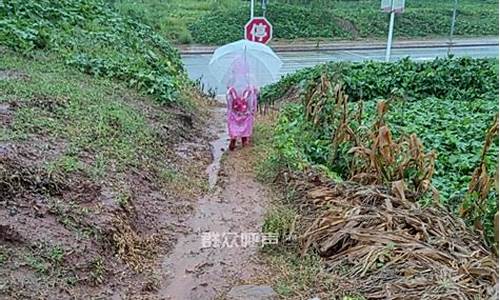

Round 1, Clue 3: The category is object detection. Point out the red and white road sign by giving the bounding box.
[245,17,273,44]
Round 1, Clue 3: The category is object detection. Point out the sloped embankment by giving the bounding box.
[0,0,216,298]
[0,51,214,298]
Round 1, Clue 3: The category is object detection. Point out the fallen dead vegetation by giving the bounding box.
[108,216,160,272]
[272,80,499,297]
[280,172,499,299]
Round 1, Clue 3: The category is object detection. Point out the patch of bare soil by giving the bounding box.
[0,93,213,299]
[0,69,29,81]
[158,106,272,299]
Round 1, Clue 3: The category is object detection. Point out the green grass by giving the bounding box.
[189,0,498,44]
[0,52,171,178]
[0,246,8,265]
[1,0,186,104]
[262,204,297,241]
[25,255,50,275]
[0,55,157,172]
[90,256,105,284]
[255,122,329,298]
[23,243,66,275]
[263,247,331,297]
[114,0,237,44]
[1,45,208,193]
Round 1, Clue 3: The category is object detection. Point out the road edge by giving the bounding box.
[178,37,499,55]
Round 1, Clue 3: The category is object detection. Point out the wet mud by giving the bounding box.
[160,105,270,299]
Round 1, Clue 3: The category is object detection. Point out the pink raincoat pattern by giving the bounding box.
[225,57,258,142]
[226,86,258,139]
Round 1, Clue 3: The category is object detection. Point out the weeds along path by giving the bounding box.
[159,105,271,299]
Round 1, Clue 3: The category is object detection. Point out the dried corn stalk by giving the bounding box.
[347,101,436,194]
[296,177,498,299]
[460,114,499,234]
[305,78,437,196]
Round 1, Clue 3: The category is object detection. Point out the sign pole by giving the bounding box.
[448,0,458,55]
[250,0,254,19]
[385,1,395,62]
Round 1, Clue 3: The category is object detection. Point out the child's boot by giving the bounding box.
[229,138,236,151]
[241,137,249,147]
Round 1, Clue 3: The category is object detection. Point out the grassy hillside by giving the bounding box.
[114,0,237,44]
[190,0,498,44]
[1,0,186,104]
[112,0,499,45]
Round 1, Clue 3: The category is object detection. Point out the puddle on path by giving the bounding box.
[206,107,228,189]
[159,105,267,300]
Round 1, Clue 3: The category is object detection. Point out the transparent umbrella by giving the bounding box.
[208,39,282,89]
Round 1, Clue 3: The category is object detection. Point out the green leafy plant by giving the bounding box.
[188,0,498,45]
[460,115,499,244]
[0,0,186,104]
[265,57,499,243]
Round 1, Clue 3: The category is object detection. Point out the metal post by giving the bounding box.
[251,0,254,19]
[448,0,458,55]
[385,2,395,62]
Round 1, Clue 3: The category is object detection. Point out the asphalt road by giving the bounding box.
[182,44,499,96]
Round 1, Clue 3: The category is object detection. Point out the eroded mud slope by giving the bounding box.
[0,51,213,299]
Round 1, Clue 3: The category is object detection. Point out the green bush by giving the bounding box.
[189,0,498,45]
[0,0,186,104]
[262,57,498,104]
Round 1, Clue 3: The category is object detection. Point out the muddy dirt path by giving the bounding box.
[159,105,270,299]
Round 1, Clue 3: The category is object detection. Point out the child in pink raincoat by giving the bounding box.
[226,57,258,151]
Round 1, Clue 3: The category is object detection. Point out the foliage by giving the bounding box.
[265,57,499,243]
[0,0,185,104]
[460,115,499,243]
[189,7,248,45]
[262,57,498,105]
[262,205,297,243]
[113,0,235,44]
[189,0,498,45]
